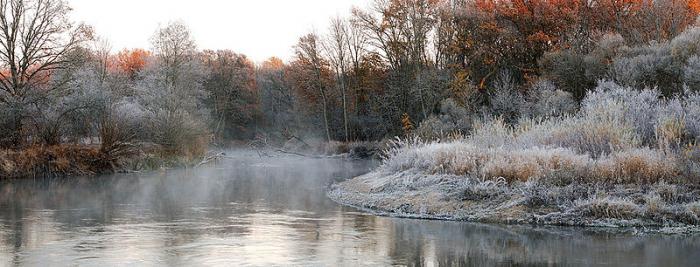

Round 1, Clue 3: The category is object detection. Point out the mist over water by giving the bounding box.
[0,151,698,266]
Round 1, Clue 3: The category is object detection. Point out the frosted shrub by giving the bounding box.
[611,44,679,94]
[99,99,147,157]
[521,80,577,118]
[581,81,661,144]
[488,71,524,123]
[479,147,589,183]
[144,109,209,156]
[685,56,700,91]
[414,116,460,140]
[414,98,472,140]
[379,81,700,185]
[656,98,687,152]
[670,26,700,62]
[515,114,640,156]
[687,202,700,217]
[684,92,700,140]
[606,25,700,95]
[468,117,515,148]
[461,177,508,201]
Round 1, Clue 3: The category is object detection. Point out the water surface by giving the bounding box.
[0,151,698,266]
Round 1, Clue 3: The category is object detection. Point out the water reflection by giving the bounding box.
[0,152,698,266]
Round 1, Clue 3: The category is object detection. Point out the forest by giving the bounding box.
[1,0,700,178]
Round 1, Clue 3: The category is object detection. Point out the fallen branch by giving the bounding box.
[274,149,325,158]
[195,152,234,167]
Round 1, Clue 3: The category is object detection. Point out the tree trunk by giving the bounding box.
[339,68,349,142]
[321,94,332,143]
[416,66,427,120]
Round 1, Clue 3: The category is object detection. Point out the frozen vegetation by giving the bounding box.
[330,82,700,230]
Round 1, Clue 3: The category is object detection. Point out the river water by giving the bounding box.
[0,151,699,266]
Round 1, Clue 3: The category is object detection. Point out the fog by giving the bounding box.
[0,152,699,266]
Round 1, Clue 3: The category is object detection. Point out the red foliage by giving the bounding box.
[115,48,150,79]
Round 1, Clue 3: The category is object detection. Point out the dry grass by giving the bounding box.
[383,138,684,185]
[0,145,113,179]
[593,149,679,184]
[574,197,642,220]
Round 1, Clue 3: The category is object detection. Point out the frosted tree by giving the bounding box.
[138,21,208,154]
[0,0,88,146]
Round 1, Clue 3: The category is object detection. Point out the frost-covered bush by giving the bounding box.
[414,98,472,140]
[538,116,640,156]
[135,50,210,156]
[670,26,700,62]
[144,109,209,156]
[684,91,700,140]
[468,117,515,148]
[581,81,661,144]
[655,98,687,152]
[379,80,700,185]
[98,99,147,157]
[461,177,508,201]
[521,80,577,118]
[381,135,681,184]
[540,34,622,101]
[685,56,700,91]
[611,42,681,95]
[26,65,108,145]
[488,71,524,123]
[609,25,700,96]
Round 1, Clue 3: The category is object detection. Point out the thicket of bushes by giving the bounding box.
[387,81,700,186]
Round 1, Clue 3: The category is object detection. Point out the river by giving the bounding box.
[0,151,698,266]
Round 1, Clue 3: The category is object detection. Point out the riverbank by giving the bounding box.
[329,170,700,231]
[330,85,700,231]
[0,140,380,179]
[0,145,112,178]
[0,144,210,179]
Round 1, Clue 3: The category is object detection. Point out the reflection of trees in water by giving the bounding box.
[0,156,376,263]
[381,220,700,266]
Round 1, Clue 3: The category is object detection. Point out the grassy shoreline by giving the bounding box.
[329,171,700,232]
[0,141,380,179]
[0,145,210,179]
[329,84,700,232]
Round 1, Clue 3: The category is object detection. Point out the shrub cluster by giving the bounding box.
[384,82,700,185]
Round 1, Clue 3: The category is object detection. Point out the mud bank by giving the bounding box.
[329,171,700,233]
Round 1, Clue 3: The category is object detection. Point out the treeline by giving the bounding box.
[261,0,700,142]
[1,0,700,165]
[0,0,260,162]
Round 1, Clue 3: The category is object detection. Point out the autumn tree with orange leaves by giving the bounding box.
[115,49,151,80]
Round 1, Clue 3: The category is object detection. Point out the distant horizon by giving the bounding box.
[67,0,370,63]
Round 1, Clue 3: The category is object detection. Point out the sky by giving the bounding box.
[67,0,370,63]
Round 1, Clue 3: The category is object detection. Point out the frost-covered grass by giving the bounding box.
[330,81,700,228]
[382,82,700,185]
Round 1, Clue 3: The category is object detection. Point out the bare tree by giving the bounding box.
[325,16,350,142]
[294,33,333,142]
[346,17,368,75]
[150,20,197,88]
[0,0,87,146]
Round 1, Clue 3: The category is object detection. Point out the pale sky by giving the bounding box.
[67,0,370,63]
